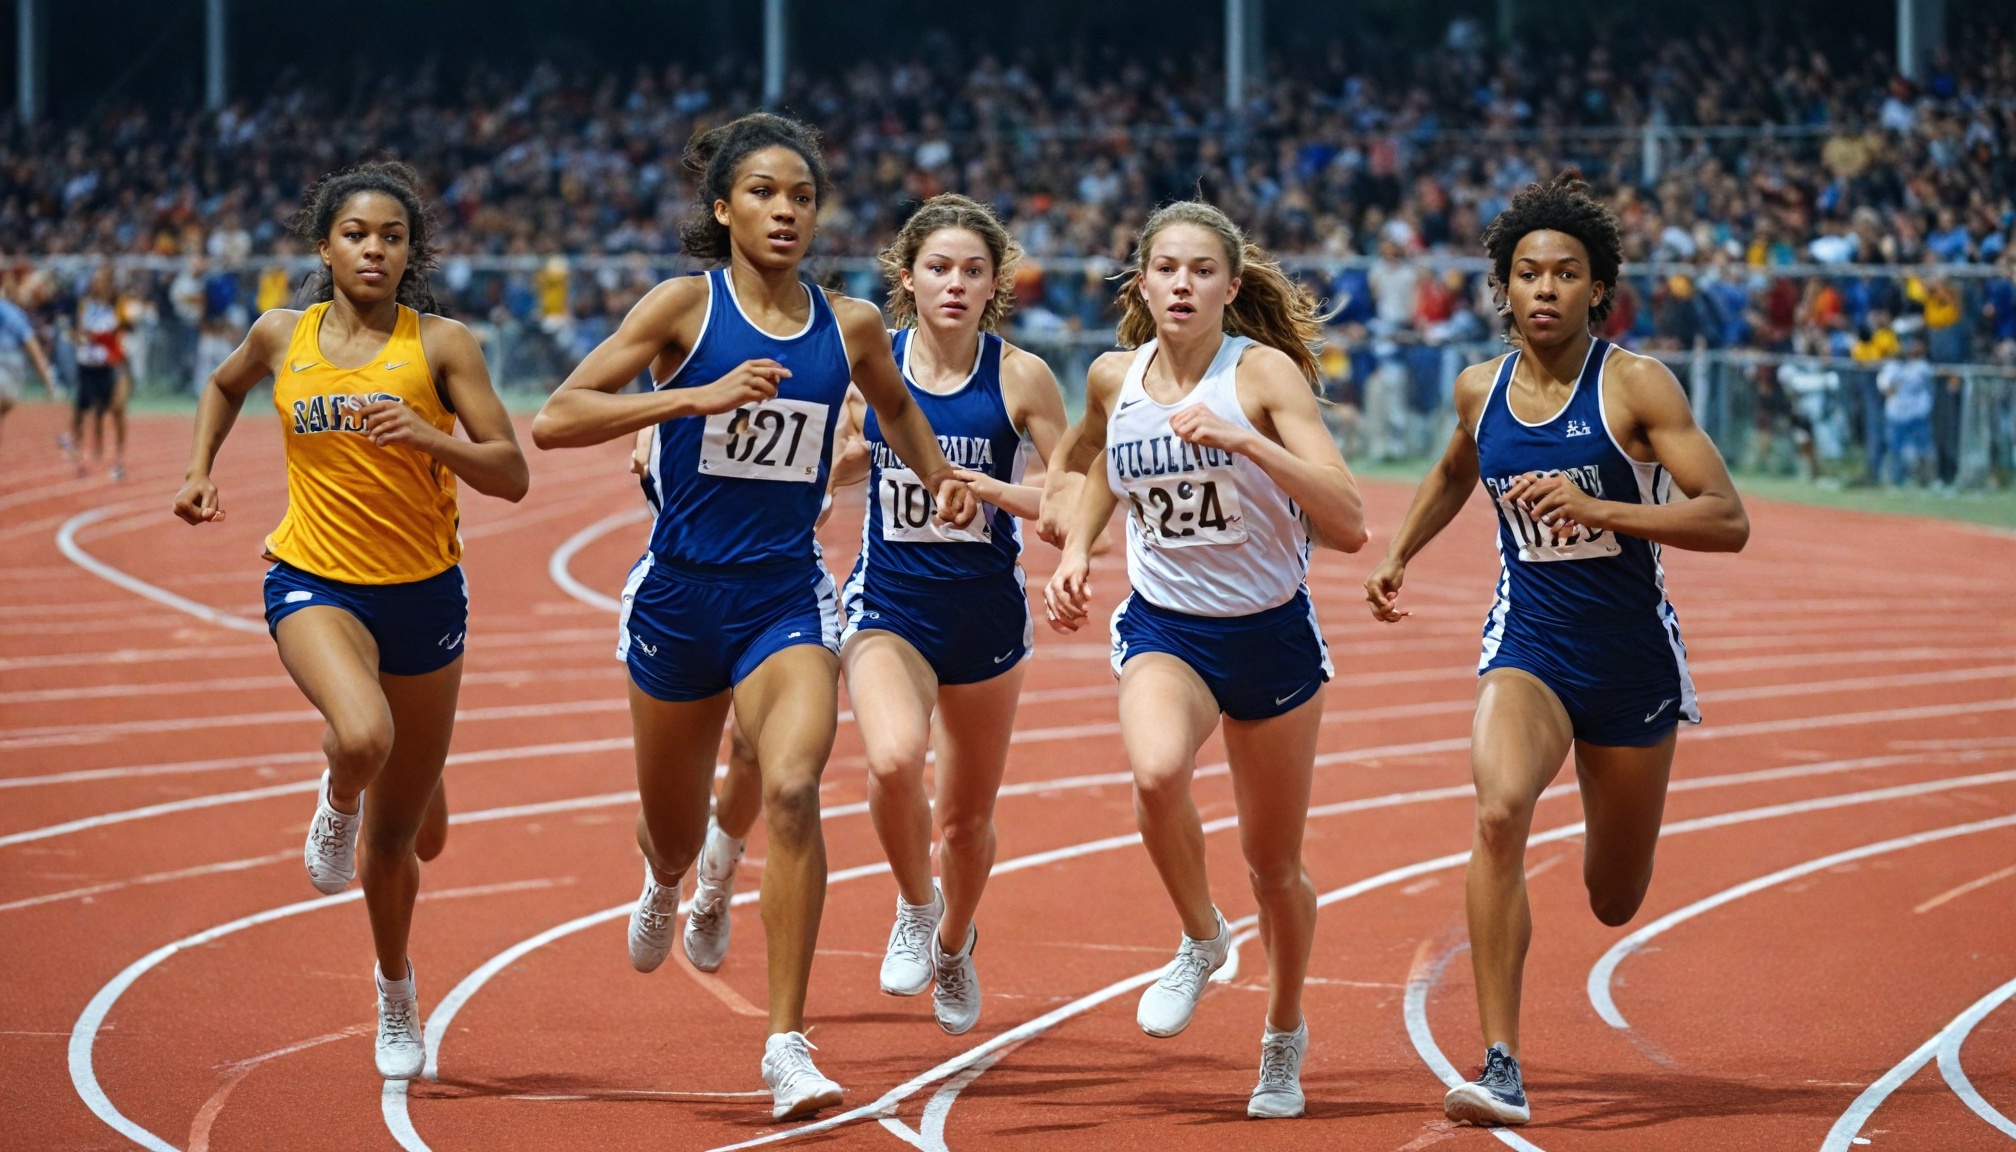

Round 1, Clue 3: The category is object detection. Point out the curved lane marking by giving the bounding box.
[549,508,650,613]
[389,759,2016,1152]
[935,769,2016,1152]
[1588,812,2016,1029]
[57,507,267,635]
[1823,974,2016,1150]
[1934,982,2016,1139]
[71,878,565,1152]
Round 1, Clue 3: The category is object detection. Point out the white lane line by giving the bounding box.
[70,877,563,1152]
[1403,940,1546,1152]
[0,664,623,707]
[0,738,640,847]
[1587,811,2016,1029]
[1915,863,2016,914]
[1823,975,2016,1151]
[0,696,633,750]
[57,507,267,635]
[721,769,2016,1152]
[1935,981,2016,1139]
[389,756,2013,1152]
[549,508,649,613]
[0,851,296,914]
[20,683,2003,849]
[2,792,651,914]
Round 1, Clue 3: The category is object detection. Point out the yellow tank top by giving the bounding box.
[265,302,462,584]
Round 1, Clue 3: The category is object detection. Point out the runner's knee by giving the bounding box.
[762,773,823,842]
[1473,794,1535,855]
[864,742,928,790]
[937,804,994,858]
[324,715,393,777]
[1131,758,1192,813]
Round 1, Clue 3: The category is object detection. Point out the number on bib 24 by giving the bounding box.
[1127,475,1246,547]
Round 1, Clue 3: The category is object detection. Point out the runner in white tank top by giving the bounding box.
[1106,332,1310,616]
[1042,202,1369,1120]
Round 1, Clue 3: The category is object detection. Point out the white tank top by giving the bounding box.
[1105,334,1311,617]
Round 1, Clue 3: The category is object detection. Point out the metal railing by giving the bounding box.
[21,253,2016,490]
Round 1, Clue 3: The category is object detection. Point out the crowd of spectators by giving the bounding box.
[3,22,2014,484]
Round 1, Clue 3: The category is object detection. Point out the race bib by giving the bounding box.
[879,466,992,544]
[1125,472,1246,548]
[698,398,829,483]
[1494,493,1620,562]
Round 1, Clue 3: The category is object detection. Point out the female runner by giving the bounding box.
[173,160,529,1080]
[1045,201,1368,1118]
[824,193,1068,1033]
[531,112,975,1121]
[1364,172,1748,1126]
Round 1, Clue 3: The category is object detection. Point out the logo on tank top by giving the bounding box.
[1565,419,1593,437]
[290,392,402,436]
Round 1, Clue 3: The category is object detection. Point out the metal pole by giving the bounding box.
[1225,0,1246,112]
[205,0,227,109]
[763,0,785,109]
[1497,0,1514,46]
[1898,0,1917,79]
[16,0,40,125]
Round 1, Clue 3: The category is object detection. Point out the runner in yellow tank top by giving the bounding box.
[266,298,463,583]
[173,161,528,1082]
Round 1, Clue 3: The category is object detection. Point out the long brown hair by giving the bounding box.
[1114,201,1328,388]
[878,194,1023,332]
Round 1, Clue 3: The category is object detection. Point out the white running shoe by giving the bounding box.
[627,861,682,973]
[304,770,362,895]
[761,1031,845,1120]
[1444,1043,1530,1126]
[932,924,981,1035]
[1136,908,1232,1037]
[683,818,744,972]
[879,887,943,996]
[1247,1020,1308,1118]
[375,962,424,1080]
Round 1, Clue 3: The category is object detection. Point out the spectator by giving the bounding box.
[1877,331,1937,486]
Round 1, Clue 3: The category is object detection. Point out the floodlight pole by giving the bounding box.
[1225,0,1261,113]
[205,0,227,110]
[763,0,786,109]
[16,0,42,125]
[1896,0,1944,81]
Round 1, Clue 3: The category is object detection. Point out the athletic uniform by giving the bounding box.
[0,299,36,401]
[1106,335,1331,721]
[620,270,847,701]
[840,328,1031,684]
[75,298,123,413]
[261,302,470,676]
[1474,340,1699,746]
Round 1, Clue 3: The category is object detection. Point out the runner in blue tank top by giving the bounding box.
[532,113,976,1123]
[1364,172,1750,1128]
[824,197,1068,1035]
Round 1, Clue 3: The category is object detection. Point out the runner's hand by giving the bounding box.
[930,472,978,529]
[1044,549,1093,633]
[173,476,224,525]
[361,399,446,451]
[1364,555,1410,623]
[690,360,788,416]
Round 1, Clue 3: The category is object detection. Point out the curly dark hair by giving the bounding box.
[677,113,831,264]
[289,160,438,313]
[1481,169,1622,326]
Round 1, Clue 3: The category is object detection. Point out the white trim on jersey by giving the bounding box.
[651,273,715,389]
[1107,597,1132,679]
[614,552,656,662]
[1301,585,1335,680]
[1504,338,1597,428]
[812,563,842,653]
[722,273,819,341]
[1478,534,1514,672]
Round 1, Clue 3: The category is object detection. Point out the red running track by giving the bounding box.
[3,404,2015,1152]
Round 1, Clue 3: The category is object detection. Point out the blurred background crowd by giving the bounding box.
[2,3,2013,487]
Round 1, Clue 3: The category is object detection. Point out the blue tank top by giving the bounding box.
[646,269,852,568]
[1473,339,1672,627]
[857,328,1024,581]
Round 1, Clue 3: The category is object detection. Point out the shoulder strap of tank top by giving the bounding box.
[287,303,326,361]
[1119,340,1156,401]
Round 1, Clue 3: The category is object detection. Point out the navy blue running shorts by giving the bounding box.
[263,560,469,676]
[1109,589,1332,722]
[618,554,839,702]
[840,566,1032,686]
